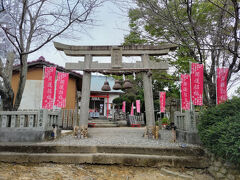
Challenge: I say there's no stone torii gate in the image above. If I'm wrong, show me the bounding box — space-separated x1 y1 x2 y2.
54 42 177 138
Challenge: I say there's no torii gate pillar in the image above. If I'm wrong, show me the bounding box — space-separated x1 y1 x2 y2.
79 55 92 132
142 54 155 137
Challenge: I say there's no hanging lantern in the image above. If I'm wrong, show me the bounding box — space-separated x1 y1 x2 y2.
122 79 133 89
101 80 111 91
113 80 122 90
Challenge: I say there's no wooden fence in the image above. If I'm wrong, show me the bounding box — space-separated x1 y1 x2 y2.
60 109 79 129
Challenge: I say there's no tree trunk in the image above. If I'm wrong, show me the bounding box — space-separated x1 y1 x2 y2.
13 54 28 110
2 89 14 111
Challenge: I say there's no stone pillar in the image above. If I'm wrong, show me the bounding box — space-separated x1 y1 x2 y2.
142 54 155 138
79 55 92 138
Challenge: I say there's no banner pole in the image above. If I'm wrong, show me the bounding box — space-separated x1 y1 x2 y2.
180 74 182 113
40 66 46 109
190 62 193 111
216 67 218 105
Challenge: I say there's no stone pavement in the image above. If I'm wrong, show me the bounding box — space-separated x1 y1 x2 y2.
39 127 197 148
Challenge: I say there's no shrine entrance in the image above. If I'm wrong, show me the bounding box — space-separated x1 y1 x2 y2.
54 42 177 138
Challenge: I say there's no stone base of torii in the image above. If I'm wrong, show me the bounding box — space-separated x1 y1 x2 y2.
54 43 177 139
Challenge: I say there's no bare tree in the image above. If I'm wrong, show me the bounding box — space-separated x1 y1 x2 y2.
0 0 104 110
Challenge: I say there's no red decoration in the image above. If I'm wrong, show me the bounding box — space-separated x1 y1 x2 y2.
54 72 69 108
191 63 203 105
130 103 134 115
136 100 140 113
122 101 126 113
181 74 191 110
160 92 166 113
42 67 56 109
217 68 228 104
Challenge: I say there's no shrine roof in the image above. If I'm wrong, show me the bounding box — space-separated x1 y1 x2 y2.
90 75 124 94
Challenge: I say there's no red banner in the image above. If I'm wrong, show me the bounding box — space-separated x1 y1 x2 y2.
217 68 228 104
130 102 134 115
122 101 126 113
54 72 69 108
160 92 166 113
136 100 140 113
42 67 56 109
191 63 203 105
181 74 190 110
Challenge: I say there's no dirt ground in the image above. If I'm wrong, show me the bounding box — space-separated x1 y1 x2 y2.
0 163 214 180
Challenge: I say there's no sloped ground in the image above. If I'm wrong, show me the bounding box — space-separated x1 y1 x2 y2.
0 163 213 180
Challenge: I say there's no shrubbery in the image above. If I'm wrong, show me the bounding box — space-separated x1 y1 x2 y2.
198 97 240 165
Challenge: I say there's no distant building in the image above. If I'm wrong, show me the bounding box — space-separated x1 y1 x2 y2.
90 75 123 118
11 57 123 119
12 56 82 110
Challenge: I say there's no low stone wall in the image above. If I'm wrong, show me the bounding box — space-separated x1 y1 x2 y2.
176 130 201 145
174 111 201 144
0 110 61 142
207 152 240 180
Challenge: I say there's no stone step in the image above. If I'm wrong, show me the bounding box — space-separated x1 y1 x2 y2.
0 152 209 168
0 144 206 157
89 121 116 124
92 124 118 127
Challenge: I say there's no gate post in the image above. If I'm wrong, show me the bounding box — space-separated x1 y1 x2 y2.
142 54 155 138
79 54 92 137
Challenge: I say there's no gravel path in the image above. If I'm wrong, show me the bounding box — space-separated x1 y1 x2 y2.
38 127 198 148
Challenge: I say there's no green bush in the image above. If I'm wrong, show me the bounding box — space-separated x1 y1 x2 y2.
161 117 169 124
198 97 240 165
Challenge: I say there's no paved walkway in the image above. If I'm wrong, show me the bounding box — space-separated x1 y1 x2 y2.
38 127 198 148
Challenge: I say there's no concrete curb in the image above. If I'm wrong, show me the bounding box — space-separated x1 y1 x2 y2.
0 144 209 168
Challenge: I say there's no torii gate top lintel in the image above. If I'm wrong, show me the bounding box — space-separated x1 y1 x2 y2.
54 42 177 56
54 42 177 73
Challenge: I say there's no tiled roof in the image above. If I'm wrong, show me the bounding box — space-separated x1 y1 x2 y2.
91 75 123 93
13 56 82 79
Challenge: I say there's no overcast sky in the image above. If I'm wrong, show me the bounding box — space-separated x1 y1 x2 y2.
28 1 130 67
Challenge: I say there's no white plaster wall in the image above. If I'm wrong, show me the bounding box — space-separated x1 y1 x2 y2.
19 80 43 110
19 80 61 110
